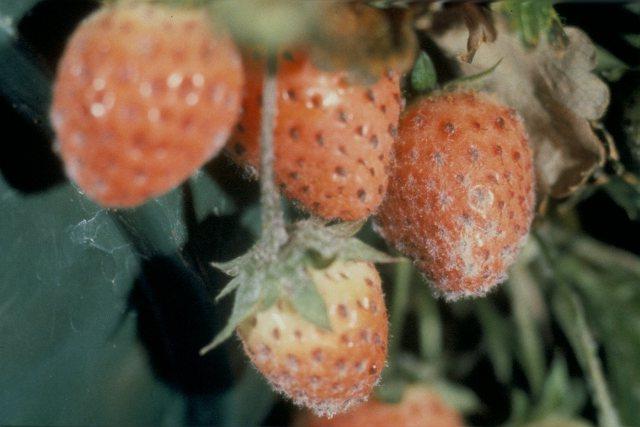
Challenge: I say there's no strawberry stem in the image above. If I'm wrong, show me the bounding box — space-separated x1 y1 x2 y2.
259 55 287 255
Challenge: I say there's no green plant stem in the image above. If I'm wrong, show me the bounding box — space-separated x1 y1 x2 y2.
259 56 287 257
389 260 412 358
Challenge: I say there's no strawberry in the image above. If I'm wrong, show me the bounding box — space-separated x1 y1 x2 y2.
237 260 388 417
227 50 402 221
297 385 464 427
376 91 535 299
50 3 243 208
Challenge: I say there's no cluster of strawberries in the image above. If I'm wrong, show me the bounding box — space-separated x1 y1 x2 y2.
50 2 534 423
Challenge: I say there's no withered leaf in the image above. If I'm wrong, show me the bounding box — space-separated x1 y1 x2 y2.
426 10 609 198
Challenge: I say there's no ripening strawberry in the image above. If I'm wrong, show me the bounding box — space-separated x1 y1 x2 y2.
237 260 388 417
227 50 402 221
376 91 535 299
51 3 243 208
298 386 465 427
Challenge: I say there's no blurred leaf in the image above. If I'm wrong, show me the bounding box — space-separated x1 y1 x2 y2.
626 3 640 15
214 368 275 427
551 286 621 427
530 356 587 420
494 0 557 47
189 171 236 222
240 203 261 238
507 388 531 426
414 281 442 363
396 353 438 382
433 381 481 414
374 376 406 404
595 47 629 82
389 261 412 357
603 177 640 220
509 265 546 396
113 190 188 257
0 177 184 425
550 246 640 426
623 34 640 49
411 51 437 92
0 0 43 21
476 299 513 384
623 82 640 173
523 418 593 427
0 13 51 128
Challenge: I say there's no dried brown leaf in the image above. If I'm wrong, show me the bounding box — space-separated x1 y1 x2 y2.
426 10 608 198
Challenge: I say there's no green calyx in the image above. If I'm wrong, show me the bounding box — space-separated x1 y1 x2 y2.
199 220 398 355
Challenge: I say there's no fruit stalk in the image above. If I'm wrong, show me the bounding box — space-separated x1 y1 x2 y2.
259 56 287 255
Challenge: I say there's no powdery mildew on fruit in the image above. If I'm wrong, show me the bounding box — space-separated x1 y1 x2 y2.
377 92 535 299
226 51 401 221
237 261 388 417
51 4 243 207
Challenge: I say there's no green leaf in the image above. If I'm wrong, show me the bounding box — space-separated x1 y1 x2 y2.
214 368 275 427
411 51 437 93
626 3 640 15
200 279 262 354
215 276 243 302
594 47 629 82
540 226 640 425
476 299 513 384
212 251 254 278
603 177 640 220
508 266 546 396
0 177 183 425
113 189 188 257
623 34 640 50
443 58 503 90
339 238 399 264
0 17 51 128
414 281 442 363
374 377 407 404
507 389 532 425
189 171 236 222
327 219 365 238
240 203 262 238
495 0 557 47
564 261 640 426
0 0 44 27
530 356 586 419
396 353 438 382
288 268 331 330
389 261 412 357
551 287 622 427
622 83 640 173
433 381 481 414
